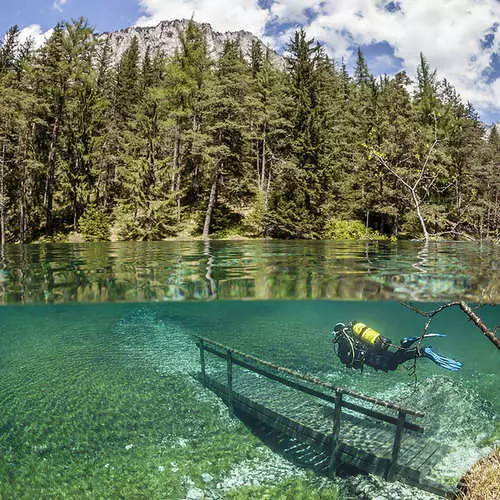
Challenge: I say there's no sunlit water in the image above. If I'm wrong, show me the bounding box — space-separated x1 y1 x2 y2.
0 241 498 498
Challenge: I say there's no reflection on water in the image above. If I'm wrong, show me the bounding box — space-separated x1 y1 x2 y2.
0 240 498 304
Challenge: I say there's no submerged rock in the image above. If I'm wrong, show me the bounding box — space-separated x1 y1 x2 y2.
185 486 204 500
201 472 213 483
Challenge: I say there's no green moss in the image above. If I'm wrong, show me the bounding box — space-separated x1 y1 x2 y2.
226 476 340 500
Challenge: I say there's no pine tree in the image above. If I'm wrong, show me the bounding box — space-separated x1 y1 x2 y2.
415 53 439 125
201 40 253 237
57 18 97 231
271 29 324 238
114 36 141 123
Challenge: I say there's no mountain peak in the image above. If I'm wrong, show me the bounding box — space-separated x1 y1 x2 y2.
97 19 280 67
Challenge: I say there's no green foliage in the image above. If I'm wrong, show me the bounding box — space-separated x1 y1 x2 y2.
79 205 110 241
324 219 393 240
244 190 267 237
0 20 497 243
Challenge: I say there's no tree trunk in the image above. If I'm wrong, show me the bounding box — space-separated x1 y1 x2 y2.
411 188 429 242
44 112 61 235
255 140 260 190
171 126 179 193
0 144 5 247
19 192 25 244
174 125 182 222
265 168 271 210
203 163 219 239
261 129 267 190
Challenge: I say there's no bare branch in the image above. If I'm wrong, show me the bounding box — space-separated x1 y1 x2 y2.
402 301 500 350
371 149 413 190
459 302 500 350
414 138 439 191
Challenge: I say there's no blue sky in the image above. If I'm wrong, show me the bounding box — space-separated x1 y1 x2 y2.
3 0 140 35
2 0 499 124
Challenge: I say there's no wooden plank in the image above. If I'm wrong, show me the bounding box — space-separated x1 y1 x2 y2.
398 437 434 468
205 376 328 446
199 339 206 386
328 390 343 477
226 349 234 417
333 400 423 433
386 410 406 480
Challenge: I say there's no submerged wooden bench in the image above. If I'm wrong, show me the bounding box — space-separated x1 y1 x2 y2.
195 336 457 499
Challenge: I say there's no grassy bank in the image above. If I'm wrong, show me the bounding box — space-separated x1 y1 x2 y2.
459 447 500 499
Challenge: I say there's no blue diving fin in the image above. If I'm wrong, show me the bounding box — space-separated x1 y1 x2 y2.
401 333 446 348
421 346 463 372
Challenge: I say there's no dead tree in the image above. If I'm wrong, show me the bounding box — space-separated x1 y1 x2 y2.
365 115 451 243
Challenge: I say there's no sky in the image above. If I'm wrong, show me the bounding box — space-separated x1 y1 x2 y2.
2 0 499 124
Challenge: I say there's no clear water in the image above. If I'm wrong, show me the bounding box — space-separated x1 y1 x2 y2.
0 241 498 498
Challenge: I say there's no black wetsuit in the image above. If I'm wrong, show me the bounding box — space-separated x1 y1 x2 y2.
333 326 417 372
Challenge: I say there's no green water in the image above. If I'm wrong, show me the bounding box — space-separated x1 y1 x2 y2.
0 241 498 498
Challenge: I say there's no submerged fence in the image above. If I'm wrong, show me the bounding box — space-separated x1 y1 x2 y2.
196 336 426 481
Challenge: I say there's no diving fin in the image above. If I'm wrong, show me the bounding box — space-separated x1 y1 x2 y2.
421 346 463 372
401 333 446 348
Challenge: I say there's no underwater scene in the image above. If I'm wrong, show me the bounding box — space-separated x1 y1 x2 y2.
0 241 498 499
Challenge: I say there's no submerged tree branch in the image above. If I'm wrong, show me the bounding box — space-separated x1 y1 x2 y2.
402 301 500 350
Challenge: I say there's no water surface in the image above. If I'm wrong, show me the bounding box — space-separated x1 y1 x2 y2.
0 240 498 304
0 241 498 498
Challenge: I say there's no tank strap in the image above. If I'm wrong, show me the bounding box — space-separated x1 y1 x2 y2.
357 324 369 336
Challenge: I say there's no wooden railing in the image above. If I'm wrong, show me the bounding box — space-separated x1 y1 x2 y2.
196 336 425 481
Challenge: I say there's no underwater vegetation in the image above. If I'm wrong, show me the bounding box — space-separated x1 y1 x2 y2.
0 296 497 499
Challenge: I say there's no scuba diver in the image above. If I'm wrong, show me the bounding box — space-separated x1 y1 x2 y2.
332 322 462 372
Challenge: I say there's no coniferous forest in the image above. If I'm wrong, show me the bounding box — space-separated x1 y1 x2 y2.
0 18 498 244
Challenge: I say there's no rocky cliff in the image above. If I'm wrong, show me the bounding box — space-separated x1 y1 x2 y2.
97 19 282 67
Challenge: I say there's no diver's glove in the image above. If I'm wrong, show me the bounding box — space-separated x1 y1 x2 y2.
401 333 446 348
421 346 463 372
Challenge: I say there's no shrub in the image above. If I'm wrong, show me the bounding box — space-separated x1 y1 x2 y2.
324 219 392 240
79 206 111 242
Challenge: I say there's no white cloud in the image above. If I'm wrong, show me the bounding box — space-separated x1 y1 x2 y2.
18 25 53 49
272 0 500 119
53 0 68 13
136 0 269 36
135 0 500 120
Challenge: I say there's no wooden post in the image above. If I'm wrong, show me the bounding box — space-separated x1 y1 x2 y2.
328 390 343 477
199 339 206 386
387 410 406 480
226 349 234 417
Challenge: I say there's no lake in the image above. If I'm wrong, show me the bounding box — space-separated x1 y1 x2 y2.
0 240 498 498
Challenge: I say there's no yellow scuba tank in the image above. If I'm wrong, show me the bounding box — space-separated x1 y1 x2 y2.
352 322 391 350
